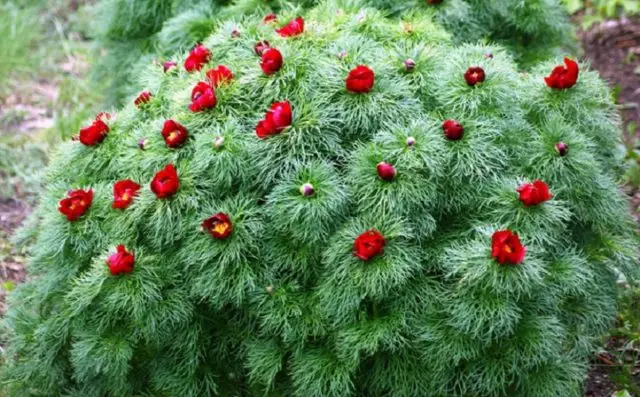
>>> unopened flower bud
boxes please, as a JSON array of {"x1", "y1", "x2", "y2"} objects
[
  {"x1": 555, "y1": 141, "x2": 569, "y2": 157},
  {"x1": 300, "y1": 182, "x2": 315, "y2": 196},
  {"x1": 214, "y1": 136, "x2": 224, "y2": 149},
  {"x1": 404, "y1": 59, "x2": 416, "y2": 72}
]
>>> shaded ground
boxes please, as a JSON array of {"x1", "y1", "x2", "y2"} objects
[
  {"x1": 581, "y1": 17, "x2": 640, "y2": 131},
  {"x1": 580, "y1": 17, "x2": 640, "y2": 397}
]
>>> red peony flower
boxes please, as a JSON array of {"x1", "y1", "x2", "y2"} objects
[
  {"x1": 151, "y1": 164, "x2": 180, "y2": 199},
  {"x1": 255, "y1": 101, "x2": 292, "y2": 139},
  {"x1": 134, "y1": 91, "x2": 152, "y2": 107},
  {"x1": 346, "y1": 65, "x2": 375, "y2": 93},
  {"x1": 354, "y1": 229, "x2": 386, "y2": 261},
  {"x1": 254, "y1": 40, "x2": 270, "y2": 56},
  {"x1": 491, "y1": 230, "x2": 526, "y2": 265},
  {"x1": 79, "y1": 114, "x2": 110, "y2": 146},
  {"x1": 206, "y1": 65, "x2": 234, "y2": 87},
  {"x1": 112, "y1": 179, "x2": 141, "y2": 209},
  {"x1": 184, "y1": 44, "x2": 211, "y2": 72},
  {"x1": 162, "y1": 120, "x2": 188, "y2": 148},
  {"x1": 189, "y1": 82, "x2": 217, "y2": 112},
  {"x1": 163, "y1": 61, "x2": 177, "y2": 73},
  {"x1": 263, "y1": 13, "x2": 277, "y2": 23},
  {"x1": 58, "y1": 189, "x2": 93, "y2": 221},
  {"x1": 276, "y1": 16, "x2": 304, "y2": 37},
  {"x1": 106, "y1": 245, "x2": 135, "y2": 275},
  {"x1": 202, "y1": 212, "x2": 233, "y2": 239},
  {"x1": 464, "y1": 66, "x2": 485, "y2": 86},
  {"x1": 544, "y1": 58, "x2": 579, "y2": 90},
  {"x1": 377, "y1": 162, "x2": 396, "y2": 181},
  {"x1": 517, "y1": 180, "x2": 553, "y2": 207},
  {"x1": 442, "y1": 119, "x2": 464, "y2": 140},
  {"x1": 260, "y1": 48, "x2": 283, "y2": 75}
]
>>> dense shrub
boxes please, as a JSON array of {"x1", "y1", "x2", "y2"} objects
[
  {"x1": 3, "y1": 2, "x2": 635, "y2": 396},
  {"x1": 92, "y1": 0, "x2": 574, "y2": 105}
]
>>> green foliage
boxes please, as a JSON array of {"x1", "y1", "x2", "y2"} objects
[
  {"x1": 562, "y1": 0, "x2": 640, "y2": 29},
  {"x1": 0, "y1": 2, "x2": 41, "y2": 86},
  {"x1": 92, "y1": 0, "x2": 576, "y2": 106},
  {"x1": 2, "y1": 2, "x2": 637, "y2": 396}
]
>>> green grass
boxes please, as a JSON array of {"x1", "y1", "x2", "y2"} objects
[{"x1": 0, "y1": 0, "x2": 105, "y2": 200}]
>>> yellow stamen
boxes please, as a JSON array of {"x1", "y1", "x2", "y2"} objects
[{"x1": 213, "y1": 222, "x2": 229, "y2": 235}]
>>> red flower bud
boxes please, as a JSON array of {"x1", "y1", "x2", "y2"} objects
[
  {"x1": 276, "y1": 17, "x2": 304, "y2": 37},
  {"x1": 134, "y1": 91, "x2": 152, "y2": 107},
  {"x1": 163, "y1": 61, "x2": 177, "y2": 73},
  {"x1": 231, "y1": 29, "x2": 240, "y2": 38},
  {"x1": 491, "y1": 230, "x2": 526, "y2": 265},
  {"x1": 544, "y1": 58, "x2": 579, "y2": 89},
  {"x1": 483, "y1": 53, "x2": 494, "y2": 59},
  {"x1": 263, "y1": 13, "x2": 277, "y2": 24},
  {"x1": 189, "y1": 82, "x2": 217, "y2": 112},
  {"x1": 107, "y1": 245, "x2": 135, "y2": 276},
  {"x1": 404, "y1": 59, "x2": 416, "y2": 72},
  {"x1": 442, "y1": 119, "x2": 464, "y2": 140},
  {"x1": 300, "y1": 182, "x2": 315, "y2": 196},
  {"x1": 256, "y1": 101, "x2": 292, "y2": 139},
  {"x1": 206, "y1": 65, "x2": 234, "y2": 87},
  {"x1": 464, "y1": 66, "x2": 485, "y2": 86},
  {"x1": 354, "y1": 229, "x2": 385, "y2": 261},
  {"x1": 79, "y1": 114, "x2": 110, "y2": 146},
  {"x1": 555, "y1": 141, "x2": 569, "y2": 156},
  {"x1": 184, "y1": 44, "x2": 211, "y2": 72},
  {"x1": 377, "y1": 162, "x2": 396, "y2": 181},
  {"x1": 58, "y1": 189, "x2": 93, "y2": 221},
  {"x1": 138, "y1": 138, "x2": 146, "y2": 150},
  {"x1": 151, "y1": 164, "x2": 180, "y2": 199},
  {"x1": 260, "y1": 48, "x2": 283, "y2": 75},
  {"x1": 202, "y1": 213, "x2": 233, "y2": 239},
  {"x1": 254, "y1": 40, "x2": 270, "y2": 56},
  {"x1": 162, "y1": 120, "x2": 188, "y2": 148},
  {"x1": 406, "y1": 136, "x2": 416, "y2": 147},
  {"x1": 346, "y1": 65, "x2": 375, "y2": 93},
  {"x1": 214, "y1": 136, "x2": 224, "y2": 149},
  {"x1": 112, "y1": 179, "x2": 141, "y2": 209},
  {"x1": 517, "y1": 180, "x2": 552, "y2": 207}
]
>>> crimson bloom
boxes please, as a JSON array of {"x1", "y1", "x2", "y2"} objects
[
  {"x1": 442, "y1": 119, "x2": 464, "y2": 141},
  {"x1": 263, "y1": 13, "x2": 277, "y2": 23},
  {"x1": 112, "y1": 179, "x2": 141, "y2": 209},
  {"x1": 544, "y1": 58, "x2": 579, "y2": 89},
  {"x1": 377, "y1": 162, "x2": 396, "y2": 181},
  {"x1": 464, "y1": 66, "x2": 485, "y2": 86},
  {"x1": 517, "y1": 180, "x2": 552, "y2": 207},
  {"x1": 79, "y1": 114, "x2": 110, "y2": 146},
  {"x1": 58, "y1": 189, "x2": 93, "y2": 221},
  {"x1": 202, "y1": 213, "x2": 233, "y2": 239},
  {"x1": 276, "y1": 17, "x2": 304, "y2": 37},
  {"x1": 491, "y1": 230, "x2": 526, "y2": 265},
  {"x1": 256, "y1": 101, "x2": 292, "y2": 139},
  {"x1": 184, "y1": 44, "x2": 211, "y2": 72},
  {"x1": 134, "y1": 91, "x2": 152, "y2": 107},
  {"x1": 346, "y1": 65, "x2": 375, "y2": 93},
  {"x1": 162, "y1": 120, "x2": 188, "y2": 148},
  {"x1": 151, "y1": 164, "x2": 180, "y2": 199},
  {"x1": 261, "y1": 48, "x2": 283, "y2": 75},
  {"x1": 189, "y1": 82, "x2": 217, "y2": 112},
  {"x1": 254, "y1": 40, "x2": 270, "y2": 56},
  {"x1": 106, "y1": 245, "x2": 135, "y2": 276},
  {"x1": 354, "y1": 229, "x2": 386, "y2": 261},
  {"x1": 206, "y1": 65, "x2": 234, "y2": 87}
]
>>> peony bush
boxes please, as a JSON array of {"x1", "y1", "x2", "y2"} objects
[{"x1": 3, "y1": 2, "x2": 636, "y2": 396}]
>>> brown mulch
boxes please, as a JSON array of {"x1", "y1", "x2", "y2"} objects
[{"x1": 581, "y1": 17, "x2": 640, "y2": 131}]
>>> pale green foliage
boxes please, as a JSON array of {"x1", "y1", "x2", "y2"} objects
[
  {"x1": 2, "y1": 2, "x2": 637, "y2": 396},
  {"x1": 92, "y1": 0, "x2": 575, "y2": 105}
]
